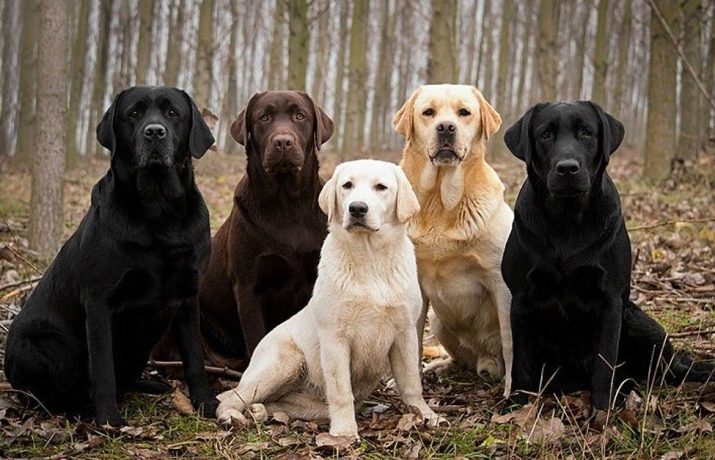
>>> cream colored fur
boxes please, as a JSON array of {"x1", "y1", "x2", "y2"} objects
[
  {"x1": 394, "y1": 84, "x2": 514, "y2": 396},
  {"x1": 216, "y1": 159, "x2": 443, "y2": 439}
]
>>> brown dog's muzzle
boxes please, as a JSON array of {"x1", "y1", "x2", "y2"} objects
[{"x1": 263, "y1": 130, "x2": 305, "y2": 175}]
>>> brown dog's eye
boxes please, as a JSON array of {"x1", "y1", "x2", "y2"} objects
[
  {"x1": 295, "y1": 112, "x2": 305, "y2": 121},
  {"x1": 342, "y1": 181, "x2": 353, "y2": 190},
  {"x1": 422, "y1": 108, "x2": 434, "y2": 117},
  {"x1": 259, "y1": 114, "x2": 270, "y2": 122},
  {"x1": 374, "y1": 183, "x2": 387, "y2": 191},
  {"x1": 458, "y1": 108, "x2": 471, "y2": 116}
]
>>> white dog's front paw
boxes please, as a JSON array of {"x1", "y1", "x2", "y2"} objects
[
  {"x1": 217, "y1": 404, "x2": 248, "y2": 426},
  {"x1": 249, "y1": 403, "x2": 268, "y2": 423},
  {"x1": 476, "y1": 355, "x2": 504, "y2": 382},
  {"x1": 424, "y1": 411, "x2": 449, "y2": 427}
]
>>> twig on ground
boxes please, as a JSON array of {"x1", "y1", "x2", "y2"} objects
[
  {"x1": 147, "y1": 360, "x2": 243, "y2": 380},
  {"x1": 0, "y1": 276, "x2": 42, "y2": 292},
  {"x1": 628, "y1": 217, "x2": 715, "y2": 232},
  {"x1": 668, "y1": 329, "x2": 715, "y2": 338}
]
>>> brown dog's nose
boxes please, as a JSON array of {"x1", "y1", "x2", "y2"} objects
[{"x1": 273, "y1": 134, "x2": 294, "y2": 151}]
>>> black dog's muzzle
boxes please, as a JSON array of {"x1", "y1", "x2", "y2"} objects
[{"x1": 137, "y1": 122, "x2": 174, "y2": 168}]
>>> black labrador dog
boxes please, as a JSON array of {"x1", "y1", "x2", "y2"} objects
[
  {"x1": 502, "y1": 101, "x2": 713, "y2": 411},
  {"x1": 4, "y1": 86, "x2": 219, "y2": 426},
  {"x1": 197, "y1": 91, "x2": 333, "y2": 371}
]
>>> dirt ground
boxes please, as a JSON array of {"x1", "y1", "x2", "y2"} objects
[{"x1": 0, "y1": 147, "x2": 713, "y2": 459}]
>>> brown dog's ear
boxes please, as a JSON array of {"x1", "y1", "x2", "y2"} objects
[
  {"x1": 472, "y1": 88, "x2": 501, "y2": 140},
  {"x1": 300, "y1": 92, "x2": 334, "y2": 151},
  {"x1": 587, "y1": 101, "x2": 625, "y2": 164},
  {"x1": 318, "y1": 174, "x2": 338, "y2": 222},
  {"x1": 393, "y1": 87, "x2": 422, "y2": 141},
  {"x1": 395, "y1": 166, "x2": 420, "y2": 223},
  {"x1": 231, "y1": 92, "x2": 265, "y2": 149}
]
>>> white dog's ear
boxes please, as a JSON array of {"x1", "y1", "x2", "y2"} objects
[
  {"x1": 319, "y1": 176, "x2": 337, "y2": 221},
  {"x1": 393, "y1": 87, "x2": 421, "y2": 141},
  {"x1": 472, "y1": 87, "x2": 502, "y2": 140},
  {"x1": 395, "y1": 167, "x2": 420, "y2": 223}
]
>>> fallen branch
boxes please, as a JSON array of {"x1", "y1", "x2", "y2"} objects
[
  {"x1": 0, "y1": 276, "x2": 42, "y2": 292},
  {"x1": 0, "y1": 382, "x2": 12, "y2": 391},
  {"x1": 628, "y1": 217, "x2": 715, "y2": 232},
  {"x1": 668, "y1": 329, "x2": 715, "y2": 338},
  {"x1": 147, "y1": 360, "x2": 243, "y2": 380}
]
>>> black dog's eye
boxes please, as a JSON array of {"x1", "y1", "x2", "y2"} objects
[
  {"x1": 458, "y1": 108, "x2": 471, "y2": 117},
  {"x1": 129, "y1": 110, "x2": 141, "y2": 119},
  {"x1": 374, "y1": 183, "x2": 388, "y2": 191},
  {"x1": 167, "y1": 108, "x2": 178, "y2": 118},
  {"x1": 422, "y1": 108, "x2": 434, "y2": 117},
  {"x1": 578, "y1": 128, "x2": 592, "y2": 139},
  {"x1": 259, "y1": 114, "x2": 270, "y2": 122},
  {"x1": 342, "y1": 181, "x2": 353, "y2": 190},
  {"x1": 540, "y1": 131, "x2": 553, "y2": 141},
  {"x1": 294, "y1": 112, "x2": 305, "y2": 121}
]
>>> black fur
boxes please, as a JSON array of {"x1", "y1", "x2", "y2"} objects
[
  {"x1": 4, "y1": 86, "x2": 218, "y2": 426},
  {"x1": 502, "y1": 101, "x2": 713, "y2": 410}
]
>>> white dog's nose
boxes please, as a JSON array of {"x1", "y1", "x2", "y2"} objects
[{"x1": 348, "y1": 201, "x2": 368, "y2": 218}]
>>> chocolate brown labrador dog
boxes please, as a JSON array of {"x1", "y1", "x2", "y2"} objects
[{"x1": 199, "y1": 91, "x2": 334, "y2": 370}]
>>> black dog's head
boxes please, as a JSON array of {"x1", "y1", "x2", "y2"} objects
[
  {"x1": 230, "y1": 91, "x2": 334, "y2": 176},
  {"x1": 504, "y1": 101, "x2": 624, "y2": 198},
  {"x1": 97, "y1": 86, "x2": 214, "y2": 176}
]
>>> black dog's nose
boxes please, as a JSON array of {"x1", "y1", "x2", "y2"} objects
[
  {"x1": 436, "y1": 121, "x2": 456, "y2": 133},
  {"x1": 273, "y1": 134, "x2": 294, "y2": 151},
  {"x1": 144, "y1": 124, "x2": 166, "y2": 140},
  {"x1": 556, "y1": 159, "x2": 580, "y2": 175},
  {"x1": 349, "y1": 201, "x2": 368, "y2": 218}
]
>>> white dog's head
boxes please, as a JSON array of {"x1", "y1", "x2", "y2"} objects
[
  {"x1": 319, "y1": 160, "x2": 420, "y2": 234},
  {"x1": 393, "y1": 84, "x2": 501, "y2": 167}
]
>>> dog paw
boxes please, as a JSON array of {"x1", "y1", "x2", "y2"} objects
[
  {"x1": 96, "y1": 411, "x2": 127, "y2": 428},
  {"x1": 476, "y1": 356, "x2": 504, "y2": 382},
  {"x1": 217, "y1": 405, "x2": 248, "y2": 427},
  {"x1": 329, "y1": 421, "x2": 359, "y2": 440},
  {"x1": 424, "y1": 412, "x2": 449, "y2": 428},
  {"x1": 193, "y1": 396, "x2": 219, "y2": 418},
  {"x1": 249, "y1": 403, "x2": 268, "y2": 423},
  {"x1": 424, "y1": 357, "x2": 454, "y2": 375}
]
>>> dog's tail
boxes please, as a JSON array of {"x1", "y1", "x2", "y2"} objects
[{"x1": 621, "y1": 301, "x2": 714, "y2": 384}]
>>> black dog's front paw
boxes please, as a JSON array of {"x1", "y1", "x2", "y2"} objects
[
  {"x1": 96, "y1": 410, "x2": 127, "y2": 427},
  {"x1": 193, "y1": 396, "x2": 219, "y2": 418}
]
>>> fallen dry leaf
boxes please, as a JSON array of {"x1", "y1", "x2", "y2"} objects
[
  {"x1": 525, "y1": 416, "x2": 565, "y2": 445},
  {"x1": 315, "y1": 432, "x2": 356, "y2": 449},
  {"x1": 396, "y1": 412, "x2": 424, "y2": 431},
  {"x1": 172, "y1": 386, "x2": 194, "y2": 415},
  {"x1": 491, "y1": 403, "x2": 537, "y2": 427}
]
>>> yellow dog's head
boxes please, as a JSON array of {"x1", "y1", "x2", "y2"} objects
[{"x1": 393, "y1": 84, "x2": 501, "y2": 167}]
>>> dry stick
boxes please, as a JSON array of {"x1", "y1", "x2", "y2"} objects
[
  {"x1": 147, "y1": 360, "x2": 243, "y2": 380},
  {"x1": 628, "y1": 217, "x2": 715, "y2": 232},
  {"x1": 668, "y1": 329, "x2": 715, "y2": 338},
  {"x1": 645, "y1": 0, "x2": 715, "y2": 110},
  {"x1": 0, "y1": 276, "x2": 42, "y2": 292}
]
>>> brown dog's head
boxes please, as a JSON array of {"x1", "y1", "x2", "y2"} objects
[
  {"x1": 230, "y1": 91, "x2": 334, "y2": 176},
  {"x1": 393, "y1": 85, "x2": 501, "y2": 167}
]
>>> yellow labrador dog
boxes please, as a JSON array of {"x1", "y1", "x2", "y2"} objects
[
  {"x1": 394, "y1": 84, "x2": 514, "y2": 396},
  {"x1": 216, "y1": 159, "x2": 442, "y2": 439}
]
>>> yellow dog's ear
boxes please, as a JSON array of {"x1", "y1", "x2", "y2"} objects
[
  {"x1": 395, "y1": 166, "x2": 420, "y2": 223},
  {"x1": 472, "y1": 87, "x2": 502, "y2": 140},
  {"x1": 318, "y1": 175, "x2": 338, "y2": 222},
  {"x1": 393, "y1": 87, "x2": 422, "y2": 141}
]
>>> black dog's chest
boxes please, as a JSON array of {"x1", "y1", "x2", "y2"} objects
[{"x1": 526, "y1": 264, "x2": 607, "y2": 315}]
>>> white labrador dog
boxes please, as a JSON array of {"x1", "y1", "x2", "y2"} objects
[{"x1": 216, "y1": 159, "x2": 442, "y2": 439}]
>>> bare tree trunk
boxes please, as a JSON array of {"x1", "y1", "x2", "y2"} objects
[
  {"x1": 163, "y1": 0, "x2": 185, "y2": 87},
  {"x1": 591, "y1": 0, "x2": 609, "y2": 105},
  {"x1": 311, "y1": 0, "x2": 330, "y2": 100},
  {"x1": 574, "y1": 0, "x2": 591, "y2": 99},
  {"x1": 267, "y1": 0, "x2": 287, "y2": 90},
  {"x1": 463, "y1": 0, "x2": 480, "y2": 84},
  {"x1": 427, "y1": 0, "x2": 459, "y2": 83},
  {"x1": 677, "y1": 0, "x2": 702, "y2": 159},
  {"x1": 496, "y1": 0, "x2": 514, "y2": 108},
  {"x1": 0, "y1": 0, "x2": 20, "y2": 156},
  {"x1": 223, "y1": 0, "x2": 240, "y2": 155},
  {"x1": 614, "y1": 0, "x2": 632, "y2": 120},
  {"x1": 370, "y1": 0, "x2": 391, "y2": 149},
  {"x1": 537, "y1": 0, "x2": 560, "y2": 101},
  {"x1": 705, "y1": 4, "x2": 715, "y2": 141},
  {"x1": 475, "y1": 0, "x2": 491, "y2": 87},
  {"x1": 66, "y1": 0, "x2": 91, "y2": 168},
  {"x1": 135, "y1": 0, "x2": 155, "y2": 85},
  {"x1": 16, "y1": 0, "x2": 40, "y2": 164},
  {"x1": 90, "y1": 0, "x2": 112, "y2": 157},
  {"x1": 644, "y1": 0, "x2": 678, "y2": 181},
  {"x1": 332, "y1": 1, "x2": 350, "y2": 153},
  {"x1": 342, "y1": 0, "x2": 368, "y2": 156},
  {"x1": 287, "y1": 0, "x2": 309, "y2": 91},
  {"x1": 31, "y1": 0, "x2": 69, "y2": 259},
  {"x1": 194, "y1": 0, "x2": 215, "y2": 111}
]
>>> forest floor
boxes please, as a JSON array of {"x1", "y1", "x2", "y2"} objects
[{"x1": 0, "y1": 148, "x2": 714, "y2": 459}]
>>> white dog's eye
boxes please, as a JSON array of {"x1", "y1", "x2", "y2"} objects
[
  {"x1": 342, "y1": 181, "x2": 353, "y2": 190},
  {"x1": 422, "y1": 108, "x2": 434, "y2": 117},
  {"x1": 374, "y1": 183, "x2": 387, "y2": 191},
  {"x1": 458, "y1": 108, "x2": 471, "y2": 116}
]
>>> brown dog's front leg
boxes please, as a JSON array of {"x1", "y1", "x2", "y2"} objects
[{"x1": 235, "y1": 284, "x2": 267, "y2": 357}]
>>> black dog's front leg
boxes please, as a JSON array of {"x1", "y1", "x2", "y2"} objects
[
  {"x1": 591, "y1": 301, "x2": 622, "y2": 411},
  {"x1": 235, "y1": 284, "x2": 267, "y2": 356},
  {"x1": 510, "y1": 307, "x2": 538, "y2": 405},
  {"x1": 84, "y1": 299, "x2": 125, "y2": 426},
  {"x1": 174, "y1": 298, "x2": 218, "y2": 417}
]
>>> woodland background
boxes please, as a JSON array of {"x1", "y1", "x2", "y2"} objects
[{"x1": 0, "y1": 1, "x2": 714, "y2": 458}]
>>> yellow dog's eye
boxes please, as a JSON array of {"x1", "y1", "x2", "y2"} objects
[
  {"x1": 375, "y1": 183, "x2": 387, "y2": 191},
  {"x1": 422, "y1": 108, "x2": 434, "y2": 117},
  {"x1": 342, "y1": 181, "x2": 353, "y2": 190},
  {"x1": 458, "y1": 108, "x2": 471, "y2": 116}
]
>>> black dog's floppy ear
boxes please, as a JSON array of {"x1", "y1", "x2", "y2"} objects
[
  {"x1": 181, "y1": 91, "x2": 215, "y2": 159},
  {"x1": 301, "y1": 92, "x2": 334, "y2": 151},
  {"x1": 97, "y1": 90, "x2": 127, "y2": 155},
  {"x1": 230, "y1": 92, "x2": 264, "y2": 150},
  {"x1": 504, "y1": 104, "x2": 542, "y2": 162},
  {"x1": 587, "y1": 101, "x2": 625, "y2": 163}
]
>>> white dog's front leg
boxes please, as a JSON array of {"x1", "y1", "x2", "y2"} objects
[
  {"x1": 389, "y1": 325, "x2": 445, "y2": 427},
  {"x1": 319, "y1": 336, "x2": 358, "y2": 439}
]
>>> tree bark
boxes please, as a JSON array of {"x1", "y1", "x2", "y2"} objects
[
  {"x1": 223, "y1": 0, "x2": 240, "y2": 155},
  {"x1": 427, "y1": 0, "x2": 459, "y2": 83},
  {"x1": 135, "y1": 0, "x2": 155, "y2": 85},
  {"x1": 370, "y1": 0, "x2": 392, "y2": 149},
  {"x1": 31, "y1": 0, "x2": 69, "y2": 259},
  {"x1": 16, "y1": 0, "x2": 40, "y2": 164},
  {"x1": 332, "y1": 1, "x2": 350, "y2": 153},
  {"x1": 287, "y1": 0, "x2": 309, "y2": 91},
  {"x1": 643, "y1": 0, "x2": 678, "y2": 181},
  {"x1": 0, "y1": 0, "x2": 20, "y2": 156},
  {"x1": 90, "y1": 0, "x2": 112, "y2": 157},
  {"x1": 193, "y1": 0, "x2": 215, "y2": 111},
  {"x1": 342, "y1": 0, "x2": 369, "y2": 156},
  {"x1": 163, "y1": 0, "x2": 185, "y2": 87},
  {"x1": 496, "y1": 0, "x2": 514, "y2": 108},
  {"x1": 537, "y1": 0, "x2": 560, "y2": 101},
  {"x1": 677, "y1": 0, "x2": 702, "y2": 159},
  {"x1": 614, "y1": 0, "x2": 632, "y2": 120},
  {"x1": 267, "y1": 0, "x2": 287, "y2": 90},
  {"x1": 591, "y1": 0, "x2": 609, "y2": 105},
  {"x1": 66, "y1": 0, "x2": 91, "y2": 168}
]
